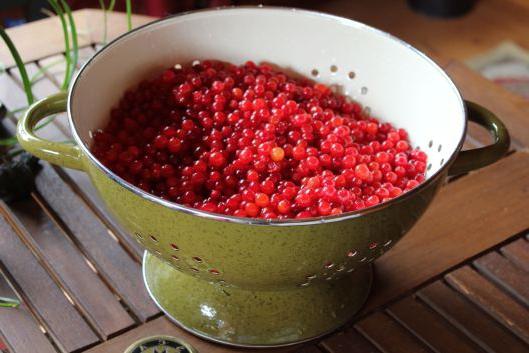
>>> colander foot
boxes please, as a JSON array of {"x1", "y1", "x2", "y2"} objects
[{"x1": 143, "y1": 252, "x2": 373, "y2": 348}]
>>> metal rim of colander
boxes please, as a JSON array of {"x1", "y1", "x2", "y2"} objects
[{"x1": 68, "y1": 6, "x2": 467, "y2": 227}]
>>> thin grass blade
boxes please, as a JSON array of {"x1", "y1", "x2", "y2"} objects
[
  {"x1": 0, "y1": 296, "x2": 19, "y2": 308},
  {"x1": 47, "y1": 0, "x2": 71, "y2": 91},
  {"x1": 0, "y1": 28, "x2": 34, "y2": 105},
  {"x1": 0, "y1": 136, "x2": 18, "y2": 147},
  {"x1": 126, "y1": 0, "x2": 132, "y2": 31},
  {"x1": 60, "y1": 0, "x2": 78, "y2": 82}
]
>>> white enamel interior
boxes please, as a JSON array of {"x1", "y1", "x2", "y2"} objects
[{"x1": 70, "y1": 7, "x2": 465, "y2": 177}]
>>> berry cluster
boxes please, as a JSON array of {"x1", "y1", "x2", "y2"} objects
[{"x1": 91, "y1": 60, "x2": 427, "y2": 219}]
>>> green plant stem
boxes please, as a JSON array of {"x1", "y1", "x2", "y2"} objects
[
  {"x1": 98, "y1": 0, "x2": 108, "y2": 43},
  {"x1": 99, "y1": 0, "x2": 116, "y2": 44},
  {"x1": 108, "y1": 0, "x2": 116, "y2": 12},
  {"x1": 0, "y1": 28, "x2": 34, "y2": 105},
  {"x1": 0, "y1": 296, "x2": 19, "y2": 308},
  {"x1": 0, "y1": 136, "x2": 17, "y2": 146},
  {"x1": 60, "y1": 0, "x2": 78, "y2": 84},
  {"x1": 48, "y1": 0, "x2": 71, "y2": 91},
  {"x1": 126, "y1": 0, "x2": 132, "y2": 31}
]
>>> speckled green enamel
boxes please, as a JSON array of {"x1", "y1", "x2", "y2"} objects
[
  {"x1": 144, "y1": 253, "x2": 372, "y2": 346},
  {"x1": 88, "y1": 160, "x2": 442, "y2": 290},
  {"x1": 16, "y1": 87, "x2": 510, "y2": 347}
]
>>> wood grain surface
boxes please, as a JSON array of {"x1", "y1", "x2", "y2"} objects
[
  {"x1": 356, "y1": 312, "x2": 430, "y2": 353},
  {"x1": 0, "y1": 207, "x2": 99, "y2": 352},
  {"x1": 446, "y1": 266, "x2": 529, "y2": 344},
  {"x1": 387, "y1": 297, "x2": 481, "y2": 353},
  {"x1": 418, "y1": 281, "x2": 528, "y2": 353}
]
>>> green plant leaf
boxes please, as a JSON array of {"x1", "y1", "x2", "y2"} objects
[
  {"x1": 99, "y1": 0, "x2": 117, "y2": 44},
  {"x1": 126, "y1": 0, "x2": 132, "y2": 31},
  {"x1": 60, "y1": 0, "x2": 78, "y2": 84},
  {"x1": 0, "y1": 296, "x2": 19, "y2": 308},
  {"x1": 0, "y1": 136, "x2": 18, "y2": 147},
  {"x1": 0, "y1": 27, "x2": 34, "y2": 105},
  {"x1": 48, "y1": 0, "x2": 71, "y2": 91},
  {"x1": 98, "y1": 0, "x2": 109, "y2": 44}
]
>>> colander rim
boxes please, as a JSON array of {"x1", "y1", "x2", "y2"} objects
[{"x1": 68, "y1": 6, "x2": 467, "y2": 226}]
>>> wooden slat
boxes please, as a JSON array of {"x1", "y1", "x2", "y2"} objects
[
  {"x1": 474, "y1": 251, "x2": 529, "y2": 307},
  {"x1": 37, "y1": 54, "x2": 66, "y2": 87},
  {"x1": 0, "y1": 72, "x2": 28, "y2": 111},
  {"x1": 444, "y1": 60, "x2": 529, "y2": 150},
  {"x1": 0, "y1": 10, "x2": 154, "y2": 68},
  {"x1": 501, "y1": 239, "x2": 529, "y2": 273},
  {"x1": 0, "y1": 207, "x2": 98, "y2": 352},
  {"x1": 387, "y1": 297, "x2": 481, "y2": 353},
  {"x1": 10, "y1": 64, "x2": 61, "y2": 102},
  {"x1": 6, "y1": 196, "x2": 135, "y2": 338},
  {"x1": 0, "y1": 274, "x2": 57, "y2": 353},
  {"x1": 36, "y1": 46, "x2": 95, "y2": 82},
  {"x1": 446, "y1": 266, "x2": 529, "y2": 344},
  {"x1": 292, "y1": 345, "x2": 325, "y2": 353},
  {"x1": 418, "y1": 281, "x2": 528, "y2": 353},
  {"x1": 34, "y1": 46, "x2": 95, "y2": 89},
  {"x1": 84, "y1": 316, "x2": 296, "y2": 353},
  {"x1": 34, "y1": 165, "x2": 159, "y2": 322},
  {"x1": 355, "y1": 312, "x2": 430, "y2": 353},
  {"x1": 321, "y1": 329, "x2": 381, "y2": 353},
  {"x1": 54, "y1": 168, "x2": 144, "y2": 261},
  {"x1": 367, "y1": 151, "x2": 529, "y2": 312}
]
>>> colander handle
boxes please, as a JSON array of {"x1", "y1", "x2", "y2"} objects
[
  {"x1": 16, "y1": 92, "x2": 86, "y2": 171},
  {"x1": 448, "y1": 101, "x2": 510, "y2": 176}
]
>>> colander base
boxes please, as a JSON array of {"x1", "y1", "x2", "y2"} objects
[{"x1": 143, "y1": 252, "x2": 373, "y2": 348}]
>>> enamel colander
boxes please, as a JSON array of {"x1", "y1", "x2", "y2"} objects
[{"x1": 17, "y1": 6, "x2": 509, "y2": 348}]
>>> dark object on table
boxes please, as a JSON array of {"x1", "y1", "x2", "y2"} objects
[
  {"x1": 0, "y1": 104, "x2": 41, "y2": 202},
  {"x1": 408, "y1": 0, "x2": 476, "y2": 18},
  {"x1": 0, "y1": 152, "x2": 41, "y2": 202},
  {"x1": 124, "y1": 335, "x2": 198, "y2": 353}
]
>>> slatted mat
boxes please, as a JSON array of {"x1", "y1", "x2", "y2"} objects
[{"x1": 0, "y1": 9, "x2": 528, "y2": 353}]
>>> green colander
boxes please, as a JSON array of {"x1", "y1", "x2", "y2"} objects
[{"x1": 16, "y1": 7, "x2": 509, "y2": 348}]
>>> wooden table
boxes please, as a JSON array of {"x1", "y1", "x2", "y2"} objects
[{"x1": 1, "y1": 6, "x2": 529, "y2": 353}]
